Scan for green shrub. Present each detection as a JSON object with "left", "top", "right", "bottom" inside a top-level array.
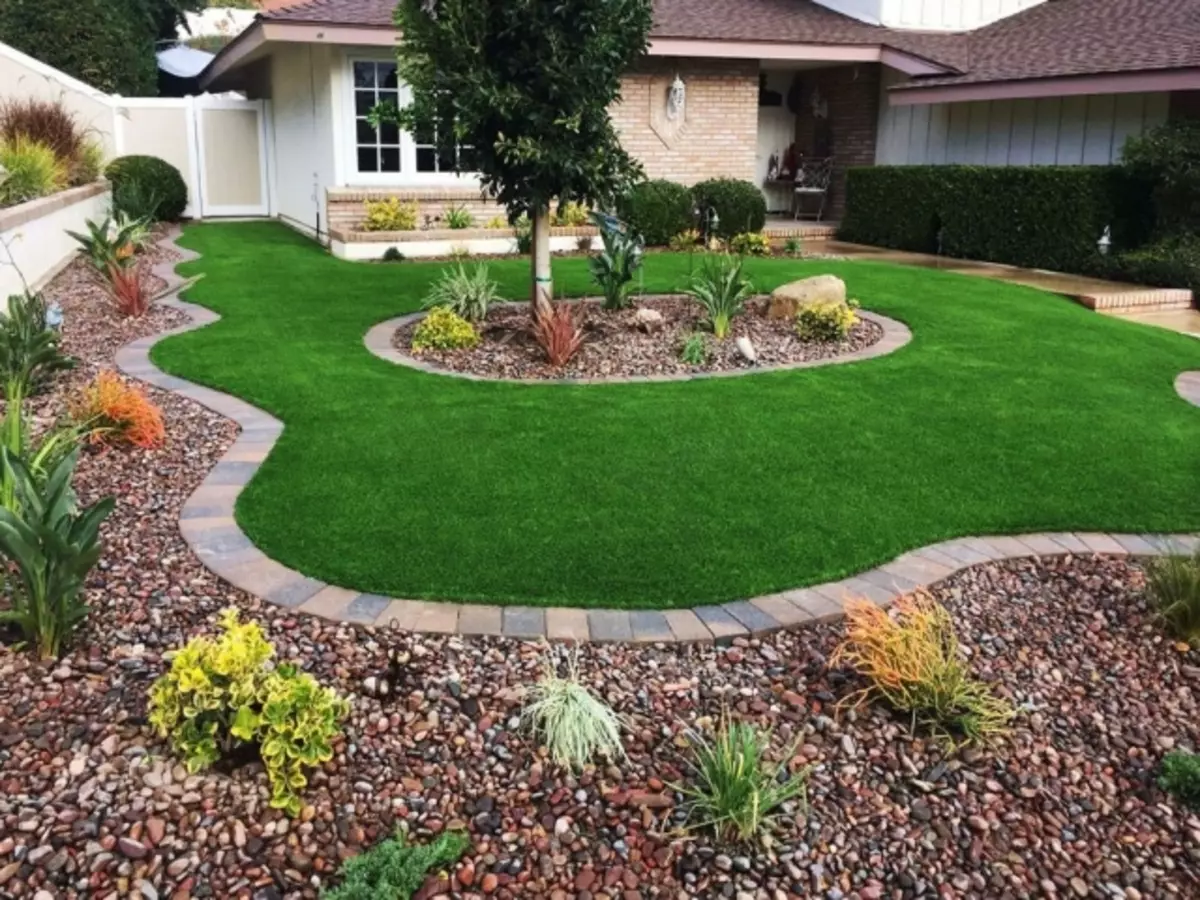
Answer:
[
  {"left": 321, "top": 830, "right": 469, "bottom": 900},
  {"left": 0, "top": 137, "right": 66, "bottom": 206},
  {"left": 443, "top": 204, "right": 474, "bottom": 229},
  {"left": 0, "top": 0, "right": 158, "bottom": 96},
  {"left": 522, "top": 654, "right": 624, "bottom": 770},
  {"left": 148, "top": 608, "right": 351, "bottom": 817},
  {"left": 106, "top": 155, "right": 188, "bottom": 222},
  {"left": 553, "top": 200, "right": 590, "bottom": 227},
  {"left": 423, "top": 263, "right": 498, "bottom": 321},
  {"left": 839, "top": 165, "right": 1154, "bottom": 274},
  {"left": 1145, "top": 550, "right": 1200, "bottom": 645},
  {"left": 675, "top": 715, "right": 808, "bottom": 844},
  {"left": 411, "top": 307, "right": 480, "bottom": 351},
  {"left": 795, "top": 299, "right": 860, "bottom": 343},
  {"left": 782, "top": 236, "right": 802, "bottom": 257},
  {"left": 1122, "top": 119, "right": 1200, "bottom": 235},
  {"left": 729, "top": 231, "right": 770, "bottom": 257},
  {"left": 1160, "top": 750, "right": 1200, "bottom": 809},
  {"left": 691, "top": 178, "right": 767, "bottom": 240},
  {"left": 590, "top": 212, "right": 643, "bottom": 309},
  {"left": 617, "top": 179, "right": 694, "bottom": 246},
  {"left": 1112, "top": 235, "right": 1200, "bottom": 297},
  {"left": 684, "top": 253, "right": 753, "bottom": 340},
  {"left": 668, "top": 229, "right": 700, "bottom": 253},
  {"left": 0, "top": 448, "right": 112, "bottom": 659},
  {"left": 382, "top": 246, "right": 406, "bottom": 263},
  {"left": 679, "top": 332, "right": 708, "bottom": 365}
]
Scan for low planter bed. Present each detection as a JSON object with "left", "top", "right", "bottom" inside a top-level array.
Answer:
[{"left": 391, "top": 295, "right": 885, "bottom": 381}]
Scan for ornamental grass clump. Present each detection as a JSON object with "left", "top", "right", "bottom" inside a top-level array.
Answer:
[
  {"left": 0, "top": 136, "right": 66, "bottom": 206},
  {"left": 70, "top": 371, "right": 165, "bottom": 450},
  {"left": 684, "top": 253, "right": 753, "bottom": 340},
  {"left": 832, "top": 593, "right": 1015, "bottom": 747},
  {"left": 148, "top": 609, "right": 350, "bottom": 817},
  {"left": 522, "top": 655, "right": 624, "bottom": 770},
  {"left": 675, "top": 715, "right": 809, "bottom": 846},
  {"left": 423, "top": 263, "right": 498, "bottom": 322},
  {"left": 1145, "top": 550, "right": 1200, "bottom": 645},
  {"left": 411, "top": 307, "right": 479, "bottom": 351},
  {"left": 321, "top": 830, "right": 469, "bottom": 900}
]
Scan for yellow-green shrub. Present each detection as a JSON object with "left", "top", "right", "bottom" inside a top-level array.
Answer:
[
  {"left": 148, "top": 609, "right": 350, "bottom": 816},
  {"left": 668, "top": 229, "right": 701, "bottom": 253},
  {"left": 363, "top": 198, "right": 418, "bottom": 232},
  {"left": 0, "top": 137, "right": 66, "bottom": 206},
  {"left": 795, "top": 299, "right": 860, "bottom": 342},
  {"left": 553, "top": 200, "right": 590, "bottom": 227},
  {"left": 484, "top": 215, "right": 508, "bottom": 229},
  {"left": 729, "top": 231, "right": 770, "bottom": 257},
  {"left": 411, "top": 306, "right": 480, "bottom": 351}
]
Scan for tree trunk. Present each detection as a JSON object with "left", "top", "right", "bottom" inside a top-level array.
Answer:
[{"left": 531, "top": 205, "right": 553, "bottom": 319}]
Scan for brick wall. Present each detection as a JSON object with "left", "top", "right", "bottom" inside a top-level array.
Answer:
[
  {"left": 612, "top": 58, "right": 759, "bottom": 184},
  {"left": 326, "top": 188, "right": 505, "bottom": 233}
]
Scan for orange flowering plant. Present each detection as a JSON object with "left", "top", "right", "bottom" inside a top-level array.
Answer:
[{"left": 70, "top": 371, "right": 165, "bottom": 449}]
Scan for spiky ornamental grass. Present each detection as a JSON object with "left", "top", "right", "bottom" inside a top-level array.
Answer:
[
  {"left": 522, "top": 654, "right": 624, "bottom": 770},
  {"left": 675, "top": 715, "right": 809, "bottom": 846},
  {"left": 1145, "top": 550, "right": 1200, "bottom": 646}
]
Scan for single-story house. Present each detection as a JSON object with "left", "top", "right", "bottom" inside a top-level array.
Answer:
[{"left": 199, "top": 0, "right": 1200, "bottom": 258}]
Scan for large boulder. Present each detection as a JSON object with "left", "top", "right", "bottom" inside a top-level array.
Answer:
[{"left": 767, "top": 275, "right": 847, "bottom": 320}]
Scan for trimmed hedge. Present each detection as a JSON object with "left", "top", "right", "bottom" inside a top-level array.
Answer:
[
  {"left": 618, "top": 179, "right": 694, "bottom": 246},
  {"left": 839, "top": 166, "right": 1154, "bottom": 275},
  {"left": 691, "top": 178, "right": 767, "bottom": 240},
  {"left": 1110, "top": 236, "right": 1200, "bottom": 298},
  {"left": 106, "top": 155, "right": 189, "bottom": 222}
]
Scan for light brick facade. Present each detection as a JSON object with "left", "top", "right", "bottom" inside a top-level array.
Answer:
[{"left": 612, "top": 58, "right": 760, "bottom": 184}]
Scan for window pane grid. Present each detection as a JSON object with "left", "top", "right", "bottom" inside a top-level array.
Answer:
[{"left": 353, "top": 61, "right": 401, "bottom": 174}]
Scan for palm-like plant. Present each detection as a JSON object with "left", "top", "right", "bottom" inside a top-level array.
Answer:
[
  {"left": 589, "top": 212, "right": 643, "bottom": 310},
  {"left": 683, "top": 253, "right": 753, "bottom": 340},
  {"left": 0, "top": 448, "right": 114, "bottom": 659},
  {"left": 67, "top": 214, "right": 151, "bottom": 274}
]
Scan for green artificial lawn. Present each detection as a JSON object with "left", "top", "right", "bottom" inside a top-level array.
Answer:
[{"left": 153, "top": 222, "right": 1200, "bottom": 609}]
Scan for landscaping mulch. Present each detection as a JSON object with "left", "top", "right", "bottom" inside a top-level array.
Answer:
[
  {"left": 0, "top": 255, "right": 1198, "bottom": 899},
  {"left": 393, "top": 295, "right": 883, "bottom": 381}
]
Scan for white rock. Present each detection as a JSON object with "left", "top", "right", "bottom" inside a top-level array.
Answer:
[
  {"left": 633, "top": 307, "right": 665, "bottom": 333},
  {"left": 735, "top": 336, "right": 757, "bottom": 364}
]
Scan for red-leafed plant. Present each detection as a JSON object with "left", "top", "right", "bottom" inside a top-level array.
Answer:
[
  {"left": 108, "top": 262, "right": 148, "bottom": 317},
  {"left": 533, "top": 302, "right": 584, "bottom": 367}
]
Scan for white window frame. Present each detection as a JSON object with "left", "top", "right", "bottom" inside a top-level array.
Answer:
[{"left": 340, "top": 52, "right": 479, "bottom": 188}]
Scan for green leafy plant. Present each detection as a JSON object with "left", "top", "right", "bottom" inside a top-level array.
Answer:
[
  {"left": 679, "top": 332, "right": 709, "bottom": 366},
  {"left": 729, "top": 231, "right": 770, "bottom": 257},
  {"left": 148, "top": 608, "right": 351, "bottom": 816},
  {"left": 668, "top": 229, "right": 700, "bottom": 253},
  {"left": 106, "top": 155, "right": 188, "bottom": 222},
  {"left": 675, "top": 714, "right": 809, "bottom": 845},
  {"left": 0, "top": 448, "right": 113, "bottom": 659},
  {"left": 363, "top": 198, "right": 418, "bottom": 232},
  {"left": 68, "top": 215, "right": 151, "bottom": 274},
  {"left": 411, "top": 306, "right": 480, "bottom": 351},
  {"left": 589, "top": 212, "right": 643, "bottom": 310},
  {"left": 783, "top": 236, "right": 802, "bottom": 257},
  {"left": 522, "top": 654, "right": 624, "bottom": 769},
  {"left": 0, "top": 290, "right": 73, "bottom": 400},
  {"left": 382, "top": 246, "right": 405, "bottom": 263},
  {"left": 423, "top": 263, "right": 498, "bottom": 321},
  {"left": 443, "top": 204, "right": 474, "bottom": 229},
  {"left": 1145, "top": 550, "right": 1200, "bottom": 645},
  {"left": 553, "top": 200, "right": 590, "bottom": 227},
  {"left": 513, "top": 214, "right": 533, "bottom": 254},
  {"left": 795, "top": 299, "right": 860, "bottom": 342},
  {"left": 618, "top": 179, "right": 695, "bottom": 246},
  {"left": 832, "top": 593, "right": 1015, "bottom": 747},
  {"left": 321, "top": 830, "right": 469, "bottom": 900},
  {"left": 691, "top": 178, "right": 767, "bottom": 240},
  {"left": 1160, "top": 750, "right": 1200, "bottom": 809},
  {"left": 0, "top": 137, "right": 66, "bottom": 207},
  {"left": 683, "top": 253, "right": 753, "bottom": 340}
]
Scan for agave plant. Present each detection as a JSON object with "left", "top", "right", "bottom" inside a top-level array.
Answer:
[
  {"left": 589, "top": 212, "right": 643, "bottom": 310},
  {"left": 0, "top": 448, "right": 114, "bottom": 658},
  {"left": 683, "top": 253, "right": 754, "bottom": 340}
]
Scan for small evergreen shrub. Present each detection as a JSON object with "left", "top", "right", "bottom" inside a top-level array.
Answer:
[
  {"left": 423, "top": 264, "right": 498, "bottom": 321},
  {"left": 522, "top": 655, "right": 624, "bottom": 770},
  {"left": 411, "top": 307, "right": 480, "bottom": 351},
  {"left": 1112, "top": 236, "right": 1200, "bottom": 298},
  {"left": 382, "top": 247, "right": 405, "bottom": 263},
  {"left": 1160, "top": 750, "right": 1200, "bottom": 809},
  {"left": 0, "top": 137, "right": 66, "bottom": 206},
  {"left": 691, "top": 178, "right": 767, "bottom": 240},
  {"left": 618, "top": 179, "right": 695, "bottom": 246},
  {"left": 729, "top": 231, "right": 770, "bottom": 256},
  {"left": 795, "top": 299, "right": 860, "bottom": 342},
  {"left": 148, "top": 609, "right": 351, "bottom": 817},
  {"left": 106, "top": 156, "right": 188, "bottom": 222},
  {"left": 782, "top": 236, "right": 802, "bottom": 257},
  {"left": 679, "top": 332, "right": 709, "bottom": 366},
  {"left": 320, "top": 830, "right": 469, "bottom": 900},
  {"left": 70, "top": 371, "right": 165, "bottom": 450},
  {"left": 1122, "top": 119, "right": 1200, "bottom": 234},
  {"left": 1144, "top": 550, "right": 1200, "bottom": 645},
  {"left": 362, "top": 198, "right": 418, "bottom": 231}
]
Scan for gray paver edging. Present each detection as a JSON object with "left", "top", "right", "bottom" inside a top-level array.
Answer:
[
  {"left": 115, "top": 226, "right": 1200, "bottom": 645},
  {"left": 1177, "top": 371, "right": 1200, "bottom": 408},
  {"left": 364, "top": 306, "right": 912, "bottom": 384}
]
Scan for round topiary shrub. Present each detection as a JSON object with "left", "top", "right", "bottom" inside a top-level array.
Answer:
[
  {"left": 617, "top": 179, "right": 695, "bottom": 246},
  {"left": 105, "top": 155, "right": 188, "bottom": 222},
  {"left": 691, "top": 178, "right": 767, "bottom": 240}
]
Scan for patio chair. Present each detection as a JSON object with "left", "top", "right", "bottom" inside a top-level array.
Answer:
[{"left": 793, "top": 157, "right": 834, "bottom": 222}]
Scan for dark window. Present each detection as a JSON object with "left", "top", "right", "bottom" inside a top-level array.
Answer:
[{"left": 353, "top": 61, "right": 402, "bottom": 174}]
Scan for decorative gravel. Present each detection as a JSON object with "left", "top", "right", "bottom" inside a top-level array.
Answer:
[
  {"left": 393, "top": 295, "right": 883, "bottom": 381},
  {"left": 0, "top": 258, "right": 1198, "bottom": 899}
]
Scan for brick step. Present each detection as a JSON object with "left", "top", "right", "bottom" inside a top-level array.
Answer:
[{"left": 1078, "top": 288, "right": 1195, "bottom": 313}]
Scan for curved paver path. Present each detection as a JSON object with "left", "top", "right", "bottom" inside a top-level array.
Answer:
[
  {"left": 1178, "top": 371, "right": 1200, "bottom": 407},
  {"left": 116, "top": 226, "right": 1200, "bottom": 644},
  {"left": 364, "top": 308, "right": 912, "bottom": 383}
]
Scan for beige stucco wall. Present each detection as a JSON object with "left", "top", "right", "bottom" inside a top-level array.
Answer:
[
  {"left": 116, "top": 106, "right": 192, "bottom": 180},
  {"left": 612, "top": 58, "right": 759, "bottom": 184}
]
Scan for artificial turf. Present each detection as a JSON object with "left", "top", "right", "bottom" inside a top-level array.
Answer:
[{"left": 152, "top": 221, "right": 1200, "bottom": 609}]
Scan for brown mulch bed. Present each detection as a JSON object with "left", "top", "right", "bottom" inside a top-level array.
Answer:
[
  {"left": 394, "top": 295, "right": 883, "bottom": 380},
  {"left": 0, "top": 244, "right": 1197, "bottom": 899}
]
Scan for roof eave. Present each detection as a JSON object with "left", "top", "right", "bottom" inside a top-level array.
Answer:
[{"left": 891, "top": 67, "right": 1200, "bottom": 105}]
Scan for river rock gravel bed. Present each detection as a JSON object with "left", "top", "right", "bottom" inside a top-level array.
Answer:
[{"left": 0, "top": 260, "right": 1198, "bottom": 900}]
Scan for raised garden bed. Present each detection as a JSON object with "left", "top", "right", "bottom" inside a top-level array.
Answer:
[{"left": 392, "top": 295, "right": 884, "bottom": 381}]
